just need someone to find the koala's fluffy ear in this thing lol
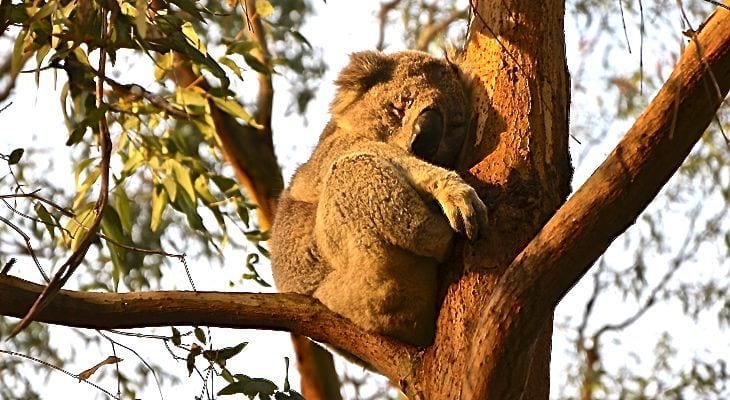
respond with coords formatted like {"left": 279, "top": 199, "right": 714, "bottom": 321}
{"left": 331, "top": 51, "right": 394, "bottom": 115}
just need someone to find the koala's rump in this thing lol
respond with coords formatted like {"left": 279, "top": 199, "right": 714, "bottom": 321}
{"left": 270, "top": 190, "right": 330, "bottom": 295}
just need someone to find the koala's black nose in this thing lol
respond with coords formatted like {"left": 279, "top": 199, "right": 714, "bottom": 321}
{"left": 411, "top": 108, "right": 443, "bottom": 162}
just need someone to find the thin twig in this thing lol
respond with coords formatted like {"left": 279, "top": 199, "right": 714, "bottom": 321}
{"left": 702, "top": 0, "right": 730, "bottom": 10}
{"left": 415, "top": 9, "right": 467, "bottom": 52}
{"left": 375, "top": 0, "right": 403, "bottom": 51}
{"left": 0, "top": 348, "right": 119, "bottom": 399}
{"left": 0, "top": 191, "right": 74, "bottom": 217}
{"left": 97, "top": 330, "right": 165, "bottom": 400}
{"left": 1, "top": 198, "right": 72, "bottom": 237}
{"left": 60, "top": 58, "right": 190, "bottom": 119}
{"left": 593, "top": 212, "right": 698, "bottom": 338}
{"left": 0, "top": 215, "right": 49, "bottom": 282}
{"left": 639, "top": 0, "right": 644, "bottom": 94}
{"left": 617, "top": 0, "right": 632, "bottom": 53}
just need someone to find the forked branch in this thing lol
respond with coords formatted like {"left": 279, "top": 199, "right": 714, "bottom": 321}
{"left": 468, "top": 4, "right": 730, "bottom": 398}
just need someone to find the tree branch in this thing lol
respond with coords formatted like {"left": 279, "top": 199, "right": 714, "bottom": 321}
{"left": 468, "top": 4, "right": 730, "bottom": 398}
{"left": 0, "top": 275, "right": 416, "bottom": 385}
{"left": 414, "top": 9, "right": 467, "bottom": 52}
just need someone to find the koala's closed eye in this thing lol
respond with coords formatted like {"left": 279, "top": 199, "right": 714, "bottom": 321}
{"left": 411, "top": 108, "right": 444, "bottom": 161}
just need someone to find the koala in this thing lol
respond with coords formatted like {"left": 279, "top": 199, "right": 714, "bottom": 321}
{"left": 270, "top": 50, "right": 488, "bottom": 347}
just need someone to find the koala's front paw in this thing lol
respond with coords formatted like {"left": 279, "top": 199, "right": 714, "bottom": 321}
{"left": 434, "top": 175, "right": 489, "bottom": 241}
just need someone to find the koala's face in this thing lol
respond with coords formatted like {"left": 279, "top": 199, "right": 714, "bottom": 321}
{"left": 331, "top": 51, "right": 469, "bottom": 168}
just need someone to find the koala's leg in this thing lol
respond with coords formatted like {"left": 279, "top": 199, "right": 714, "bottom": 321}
{"left": 313, "top": 152, "right": 453, "bottom": 346}
{"left": 270, "top": 190, "right": 330, "bottom": 295}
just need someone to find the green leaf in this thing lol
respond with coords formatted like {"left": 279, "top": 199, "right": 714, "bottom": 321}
{"left": 68, "top": 204, "right": 95, "bottom": 252}
{"left": 219, "top": 56, "right": 242, "bottom": 79}
{"left": 34, "top": 203, "right": 56, "bottom": 240}
{"left": 210, "top": 175, "right": 239, "bottom": 197}
{"left": 135, "top": 0, "right": 148, "bottom": 38}
{"left": 34, "top": 45, "right": 51, "bottom": 85}
{"left": 237, "top": 204, "right": 250, "bottom": 227}
{"left": 73, "top": 168, "right": 101, "bottom": 210}
{"left": 162, "top": 174, "right": 178, "bottom": 202}
{"left": 27, "top": 0, "right": 57, "bottom": 22}
{"left": 202, "top": 342, "right": 247, "bottom": 367}
{"left": 255, "top": 0, "right": 274, "bottom": 18}
{"left": 175, "top": 190, "right": 204, "bottom": 231}
{"left": 226, "top": 40, "right": 256, "bottom": 56}
{"left": 218, "top": 375, "right": 277, "bottom": 398}
{"left": 101, "top": 206, "right": 131, "bottom": 291}
{"left": 171, "top": 0, "right": 206, "bottom": 22}
{"left": 194, "top": 175, "right": 216, "bottom": 204}
{"left": 8, "top": 148, "right": 24, "bottom": 165}
{"left": 66, "top": 124, "right": 88, "bottom": 146}
{"left": 242, "top": 52, "right": 270, "bottom": 75}
{"left": 171, "top": 160, "right": 196, "bottom": 203}
{"left": 186, "top": 343, "right": 202, "bottom": 376}
{"left": 155, "top": 52, "right": 174, "bottom": 81}
{"left": 289, "top": 31, "right": 312, "bottom": 50}
{"left": 194, "top": 327, "right": 206, "bottom": 344}
{"left": 210, "top": 96, "right": 263, "bottom": 129}
{"left": 218, "top": 381, "right": 246, "bottom": 396}
{"left": 11, "top": 29, "right": 29, "bottom": 78}
{"left": 176, "top": 87, "right": 208, "bottom": 107}
{"left": 221, "top": 368, "right": 234, "bottom": 383}
{"left": 150, "top": 187, "right": 169, "bottom": 232}
{"left": 115, "top": 185, "right": 132, "bottom": 234}
{"left": 171, "top": 327, "right": 182, "bottom": 346}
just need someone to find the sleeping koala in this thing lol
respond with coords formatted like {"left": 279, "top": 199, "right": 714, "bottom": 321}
{"left": 270, "top": 50, "right": 488, "bottom": 346}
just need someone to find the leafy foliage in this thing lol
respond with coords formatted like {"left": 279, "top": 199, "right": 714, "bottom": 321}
{"left": 0, "top": 0, "right": 322, "bottom": 396}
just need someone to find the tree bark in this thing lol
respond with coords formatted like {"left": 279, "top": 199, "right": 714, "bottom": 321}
{"left": 411, "top": 0, "right": 571, "bottom": 398}
{"left": 468, "top": 4, "right": 730, "bottom": 398}
{"left": 0, "top": 274, "right": 414, "bottom": 383}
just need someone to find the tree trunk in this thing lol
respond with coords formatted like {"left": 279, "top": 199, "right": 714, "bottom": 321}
{"left": 413, "top": 0, "right": 571, "bottom": 398}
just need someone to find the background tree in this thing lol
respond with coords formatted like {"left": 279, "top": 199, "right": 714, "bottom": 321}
{"left": 0, "top": 0, "right": 729, "bottom": 399}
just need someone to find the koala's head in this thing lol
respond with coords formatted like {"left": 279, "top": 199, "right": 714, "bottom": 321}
{"left": 331, "top": 50, "right": 470, "bottom": 168}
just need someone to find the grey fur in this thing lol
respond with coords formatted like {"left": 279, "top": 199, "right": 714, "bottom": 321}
{"left": 270, "top": 50, "right": 488, "bottom": 346}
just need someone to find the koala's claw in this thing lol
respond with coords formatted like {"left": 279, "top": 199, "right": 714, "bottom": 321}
{"left": 438, "top": 185, "right": 488, "bottom": 241}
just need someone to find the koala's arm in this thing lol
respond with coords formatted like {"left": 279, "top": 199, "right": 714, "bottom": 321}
{"left": 349, "top": 141, "right": 488, "bottom": 241}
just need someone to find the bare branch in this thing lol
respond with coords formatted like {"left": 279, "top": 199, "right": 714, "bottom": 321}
{"left": 0, "top": 275, "right": 417, "bottom": 386}
{"left": 415, "top": 9, "right": 467, "bottom": 52}
{"left": 0, "top": 215, "right": 49, "bottom": 281}
{"left": 375, "top": 0, "right": 403, "bottom": 51}
{"left": 0, "top": 349, "right": 119, "bottom": 399}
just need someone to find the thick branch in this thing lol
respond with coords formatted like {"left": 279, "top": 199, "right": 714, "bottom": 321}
{"left": 0, "top": 275, "right": 415, "bottom": 384}
{"left": 470, "top": 4, "right": 730, "bottom": 398}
